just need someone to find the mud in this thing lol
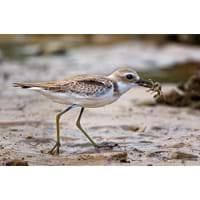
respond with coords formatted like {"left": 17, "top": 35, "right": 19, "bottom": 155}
{"left": 0, "top": 41, "right": 200, "bottom": 165}
{"left": 0, "top": 85, "right": 200, "bottom": 165}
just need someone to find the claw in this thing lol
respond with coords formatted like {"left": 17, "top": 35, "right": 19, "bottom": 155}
{"left": 48, "top": 142, "right": 61, "bottom": 155}
{"left": 146, "top": 79, "right": 162, "bottom": 98}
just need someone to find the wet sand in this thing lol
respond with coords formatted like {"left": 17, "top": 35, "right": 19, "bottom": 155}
{"left": 0, "top": 41, "right": 200, "bottom": 165}
{"left": 0, "top": 85, "right": 200, "bottom": 165}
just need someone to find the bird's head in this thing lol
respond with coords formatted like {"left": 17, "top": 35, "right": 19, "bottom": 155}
{"left": 109, "top": 67, "right": 152, "bottom": 94}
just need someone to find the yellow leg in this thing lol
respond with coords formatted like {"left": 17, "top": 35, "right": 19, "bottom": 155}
{"left": 76, "top": 107, "right": 99, "bottom": 148}
{"left": 48, "top": 104, "right": 76, "bottom": 155}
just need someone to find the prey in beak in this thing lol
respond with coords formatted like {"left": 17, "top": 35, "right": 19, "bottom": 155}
{"left": 136, "top": 78, "right": 162, "bottom": 98}
{"left": 136, "top": 79, "right": 153, "bottom": 88}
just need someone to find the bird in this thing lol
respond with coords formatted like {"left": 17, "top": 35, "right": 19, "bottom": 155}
{"left": 14, "top": 67, "right": 153, "bottom": 154}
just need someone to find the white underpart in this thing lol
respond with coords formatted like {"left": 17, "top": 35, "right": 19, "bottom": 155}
{"left": 117, "top": 81, "right": 137, "bottom": 95}
{"left": 28, "top": 86, "right": 118, "bottom": 108}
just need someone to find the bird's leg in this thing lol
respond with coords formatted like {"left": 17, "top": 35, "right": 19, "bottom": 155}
{"left": 76, "top": 108, "right": 118, "bottom": 150}
{"left": 48, "top": 104, "right": 76, "bottom": 155}
{"left": 76, "top": 107, "right": 99, "bottom": 149}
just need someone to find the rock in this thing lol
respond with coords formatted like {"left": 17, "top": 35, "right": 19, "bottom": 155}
{"left": 121, "top": 125, "right": 141, "bottom": 132}
{"left": 5, "top": 159, "right": 28, "bottom": 166}
{"left": 170, "top": 152, "right": 198, "bottom": 160}
{"left": 26, "top": 135, "right": 33, "bottom": 139}
{"left": 157, "top": 73, "right": 200, "bottom": 109}
{"left": 157, "top": 89, "right": 185, "bottom": 106}
{"left": 108, "top": 152, "right": 128, "bottom": 163}
{"left": 178, "top": 74, "right": 200, "bottom": 94}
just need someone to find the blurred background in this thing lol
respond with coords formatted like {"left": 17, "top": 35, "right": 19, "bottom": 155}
{"left": 0, "top": 34, "right": 200, "bottom": 96}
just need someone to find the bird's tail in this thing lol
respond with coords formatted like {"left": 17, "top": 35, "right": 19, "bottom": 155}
{"left": 13, "top": 82, "right": 35, "bottom": 89}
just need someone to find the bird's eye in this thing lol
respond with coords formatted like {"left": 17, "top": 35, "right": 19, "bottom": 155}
{"left": 126, "top": 74, "right": 134, "bottom": 80}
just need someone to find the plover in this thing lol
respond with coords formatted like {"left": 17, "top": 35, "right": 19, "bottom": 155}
{"left": 14, "top": 67, "right": 154, "bottom": 154}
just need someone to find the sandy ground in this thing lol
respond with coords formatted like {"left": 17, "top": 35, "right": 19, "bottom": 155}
{"left": 0, "top": 85, "right": 200, "bottom": 165}
{"left": 0, "top": 42, "right": 200, "bottom": 165}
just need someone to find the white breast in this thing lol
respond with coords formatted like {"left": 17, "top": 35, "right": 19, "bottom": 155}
{"left": 29, "top": 86, "right": 119, "bottom": 108}
{"left": 117, "top": 81, "right": 137, "bottom": 94}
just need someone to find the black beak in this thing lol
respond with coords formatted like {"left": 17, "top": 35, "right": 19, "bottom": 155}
{"left": 136, "top": 79, "right": 153, "bottom": 88}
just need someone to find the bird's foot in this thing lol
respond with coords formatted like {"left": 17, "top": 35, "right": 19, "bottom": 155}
{"left": 48, "top": 142, "right": 61, "bottom": 155}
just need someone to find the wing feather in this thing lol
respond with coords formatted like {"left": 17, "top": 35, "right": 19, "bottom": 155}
{"left": 14, "top": 75, "right": 113, "bottom": 97}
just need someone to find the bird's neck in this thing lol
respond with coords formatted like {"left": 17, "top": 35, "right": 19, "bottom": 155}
{"left": 116, "top": 81, "right": 133, "bottom": 94}
{"left": 109, "top": 74, "right": 133, "bottom": 95}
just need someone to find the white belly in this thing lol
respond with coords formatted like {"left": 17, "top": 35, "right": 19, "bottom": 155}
{"left": 31, "top": 87, "right": 119, "bottom": 108}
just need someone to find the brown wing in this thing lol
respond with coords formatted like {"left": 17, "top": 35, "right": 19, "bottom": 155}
{"left": 14, "top": 75, "right": 113, "bottom": 97}
{"left": 62, "top": 75, "right": 113, "bottom": 97}
{"left": 13, "top": 81, "right": 67, "bottom": 92}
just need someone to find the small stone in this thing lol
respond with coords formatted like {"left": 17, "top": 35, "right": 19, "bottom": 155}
{"left": 26, "top": 135, "right": 33, "bottom": 139}
{"left": 109, "top": 152, "right": 128, "bottom": 162}
{"left": 170, "top": 152, "right": 198, "bottom": 160}
{"left": 121, "top": 125, "right": 140, "bottom": 132}
{"left": 171, "top": 143, "right": 185, "bottom": 148}
{"left": 5, "top": 159, "right": 28, "bottom": 166}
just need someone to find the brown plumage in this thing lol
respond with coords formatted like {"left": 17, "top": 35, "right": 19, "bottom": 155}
{"left": 14, "top": 75, "right": 115, "bottom": 97}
